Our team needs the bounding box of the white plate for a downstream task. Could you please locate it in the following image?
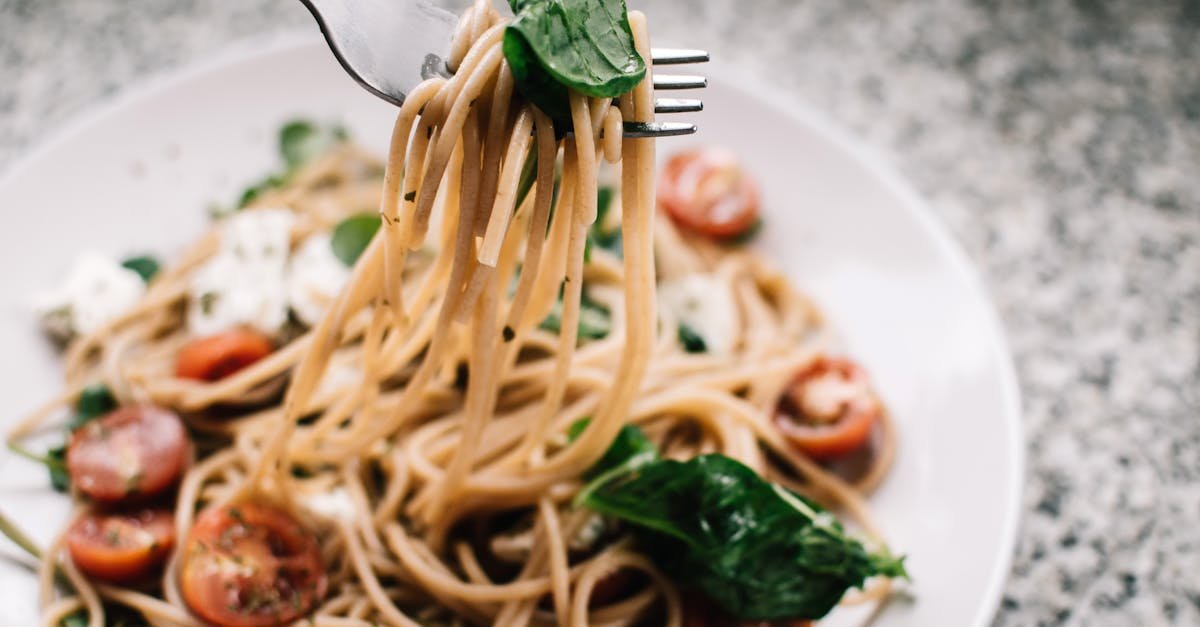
[0,35,1022,627]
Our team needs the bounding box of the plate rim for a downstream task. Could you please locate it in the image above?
[0,32,1024,627]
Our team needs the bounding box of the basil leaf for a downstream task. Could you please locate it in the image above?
[280,120,348,172]
[120,255,160,283]
[677,323,707,353]
[505,0,646,125]
[331,213,382,266]
[60,605,145,627]
[69,384,116,430]
[582,454,908,620]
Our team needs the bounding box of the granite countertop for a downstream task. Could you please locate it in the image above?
[1,0,1197,624]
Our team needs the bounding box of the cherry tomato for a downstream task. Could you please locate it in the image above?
[66,507,175,583]
[180,502,327,627]
[774,357,880,460]
[67,405,190,502]
[176,328,274,381]
[659,147,761,240]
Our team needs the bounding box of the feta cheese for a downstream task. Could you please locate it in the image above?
[658,273,739,356]
[188,208,294,336]
[303,487,358,521]
[32,253,146,340]
[287,232,351,327]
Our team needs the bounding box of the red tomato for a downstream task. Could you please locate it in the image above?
[67,405,190,502]
[66,507,175,583]
[180,503,327,627]
[176,329,274,381]
[659,148,761,240]
[774,357,880,460]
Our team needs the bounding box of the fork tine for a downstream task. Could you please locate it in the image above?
[655,98,703,114]
[653,74,707,90]
[621,121,697,138]
[650,48,710,65]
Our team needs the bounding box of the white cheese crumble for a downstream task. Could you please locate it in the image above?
[188,208,295,337]
[287,232,351,327]
[32,253,146,340]
[303,487,357,521]
[658,273,739,356]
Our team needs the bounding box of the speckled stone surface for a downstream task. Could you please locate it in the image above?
[1,0,1197,624]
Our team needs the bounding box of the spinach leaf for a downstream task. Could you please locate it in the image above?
[9,440,69,493]
[331,213,382,266]
[724,217,764,246]
[677,323,707,353]
[280,120,349,172]
[504,0,646,125]
[539,290,610,342]
[120,255,160,283]
[215,120,348,216]
[60,605,146,627]
[566,418,658,481]
[585,186,622,262]
[68,383,117,431]
[582,453,907,620]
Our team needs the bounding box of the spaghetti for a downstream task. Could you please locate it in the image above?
[9,2,901,625]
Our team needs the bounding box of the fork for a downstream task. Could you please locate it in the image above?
[297,0,707,137]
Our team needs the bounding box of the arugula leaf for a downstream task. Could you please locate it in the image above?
[582,453,908,620]
[69,383,117,431]
[677,323,707,353]
[59,611,87,627]
[280,120,348,172]
[539,292,611,341]
[724,216,764,246]
[504,0,646,125]
[120,255,160,283]
[331,213,382,266]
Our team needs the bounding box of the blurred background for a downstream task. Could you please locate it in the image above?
[1,0,1197,624]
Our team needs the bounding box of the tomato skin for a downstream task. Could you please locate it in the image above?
[66,508,175,583]
[67,405,190,502]
[176,329,275,381]
[774,357,880,460]
[659,148,761,240]
[180,502,327,627]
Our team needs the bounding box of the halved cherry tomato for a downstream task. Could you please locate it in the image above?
[774,356,880,460]
[176,328,274,381]
[66,507,175,583]
[659,147,761,240]
[180,502,327,627]
[67,405,190,502]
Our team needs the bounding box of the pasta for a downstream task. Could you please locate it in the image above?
[7,2,902,625]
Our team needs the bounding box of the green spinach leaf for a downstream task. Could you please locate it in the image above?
[539,290,610,342]
[677,323,707,353]
[280,120,349,172]
[504,0,646,125]
[566,418,658,481]
[120,255,160,283]
[331,213,382,266]
[582,453,907,620]
[69,383,117,431]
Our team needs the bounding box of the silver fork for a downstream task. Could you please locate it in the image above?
[298,0,707,137]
